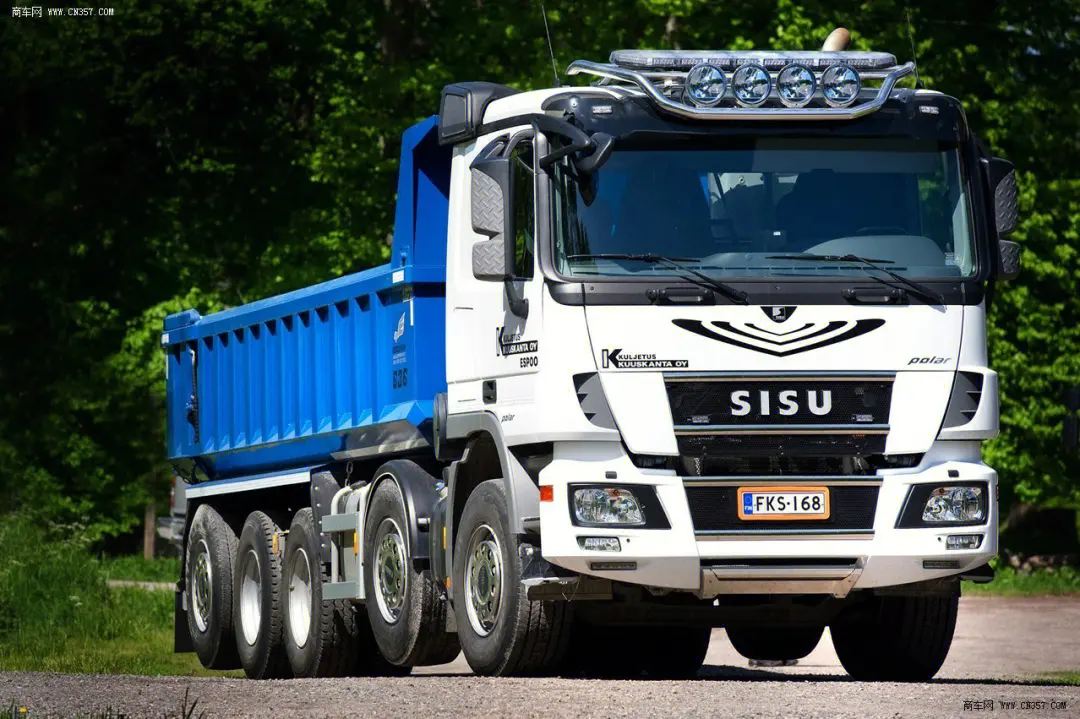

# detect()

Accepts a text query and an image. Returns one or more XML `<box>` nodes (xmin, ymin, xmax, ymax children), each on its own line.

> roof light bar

<box><xmin>609</xmin><ymin>49</ymin><xmax>897</xmax><ymax>72</ymax></box>
<box><xmin>566</xmin><ymin>51</ymin><xmax>915</xmax><ymax>121</ymax></box>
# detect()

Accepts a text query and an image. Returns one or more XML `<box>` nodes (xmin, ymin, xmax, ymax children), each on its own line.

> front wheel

<box><xmin>830</xmin><ymin>594</ymin><xmax>958</xmax><ymax>681</ymax></box>
<box><xmin>453</xmin><ymin>480</ymin><xmax>572</xmax><ymax>676</ymax></box>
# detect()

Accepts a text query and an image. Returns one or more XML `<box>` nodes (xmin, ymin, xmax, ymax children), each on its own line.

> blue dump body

<box><xmin>162</xmin><ymin>117</ymin><xmax>452</xmax><ymax>480</ymax></box>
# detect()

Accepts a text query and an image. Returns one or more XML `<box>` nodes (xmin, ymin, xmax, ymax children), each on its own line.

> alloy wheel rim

<box><xmin>288</xmin><ymin>547</ymin><xmax>312</xmax><ymax>648</ymax></box>
<box><xmin>373</xmin><ymin>519</ymin><xmax>407</xmax><ymax>624</ymax></box>
<box><xmin>191</xmin><ymin>539</ymin><xmax>212</xmax><ymax>633</ymax></box>
<box><xmin>464</xmin><ymin>524</ymin><xmax>502</xmax><ymax>637</ymax></box>
<box><xmin>239</xmin><ymin>548</ymin><xmax>262</xmax><ymax>646</ymax></box>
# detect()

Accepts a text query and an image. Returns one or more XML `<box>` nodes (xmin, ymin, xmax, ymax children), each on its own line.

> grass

<box><xmin>963</xmin><ymin>557</ymin><xmax>1080</xmax><ymax>597</ymax></box>
<box><xmin>0</xmin><ymin>515</ymin><xmax>236</xmax><ymax>677</ymax></box>
<box><xmin>1038</xmin><ymin>671</ymin><xmax>1080</xmax><ymax>686</ymax></box>
<box><xmin>100</xmin><ymin>554</ymin><xmax>180</xmax><ymax>584</ymax></box>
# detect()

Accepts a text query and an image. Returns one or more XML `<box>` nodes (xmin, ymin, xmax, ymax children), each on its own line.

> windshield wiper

<box><xmin>567</xmin><ymin>253</ymin><xmax>749</xmax><ymax>305</ymax></box>
<box><xmin>767</xmin><ymin>253</ymin><xmax>945</xmax><ymax>305</ymax></box>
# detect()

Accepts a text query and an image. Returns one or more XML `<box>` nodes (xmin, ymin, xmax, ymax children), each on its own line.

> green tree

<box><xmin>2</xmin><ymin>0</ymin><xmax>1077</xmax><ymax>545</ymax></box>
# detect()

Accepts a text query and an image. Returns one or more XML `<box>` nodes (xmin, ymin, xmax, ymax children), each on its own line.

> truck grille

<box><xmin>685</xmin><ymin>484</ymin><xmax>879</xmax><ymax>533</ymax></box>
<box><xmin>665</xmin><ymin>374</ymin><xmax>894</xmax><ymax>477</ymax></box>
<box><xmin>667</xmin><ymin>377</ymin><xmax>893</xmax><ymax>427</ymax></box>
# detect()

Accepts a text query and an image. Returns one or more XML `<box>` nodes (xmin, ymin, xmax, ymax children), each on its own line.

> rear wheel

<box><xmin>363</xmin><ymin>463</ymin><xmax>460</xmax><ymax>667</ymax></box>
<box><xmin>185</xmin><ymin>504</ymin><xmax>240</xmax><ymax>669</ymax></box>
<box><xmin>726</xmin><ymin>625</ymin><xmax>824</xmax><ymax>662</ymax></box>
<box><xmin>234</xmin><ymin>511</ymin><xmax>291</xmax><ymax>679</ymax></box>
<box><xmin>453</xmin><ymin>480</ymin><xmax>572</xmax><ymax>676</ymax></box>
<box><xmin>830</xmin><ymin>594</ymin><xmax>958</xmax><ymax>681</ymax></box>
<box><xmin>282</xmin><ymin>507</ymin><xmax>403</xmax><ymax>677</ymax></box>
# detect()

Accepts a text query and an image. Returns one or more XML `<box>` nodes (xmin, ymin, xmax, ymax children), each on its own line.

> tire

<box><xmin>185</xmin><ymin>504</ymin><xmax>241</xmax><ymax>669</ymax></box>
<box><xmin>830</xmin><ymin>594</ymin><xmax>958</xmax><ymax>681</ymax></box>
<box><xmin>363</xmin><ymin>464</ymin><xmax>460</xmax><ymax>667</ymax></box>
<box><xmin>282</xmin><ymin>508</ymin><xmax>404</xmax><ymax>677</ymax></box>
<box><xmin>452</xmin><ymin>479</ymin><xmax>573</xmax><ymax>676</ymax></box>
<box><xmin>564</xmin><ymin>623</ymin><xmax>710</xmax><ymax>679</ymax></box>
<box><xmin>233</xmin><ymin>511</ymin><xmax>291</xmax><ymax>679</ymax></box>
<box><xmin>726</xmin><ymin>625</ymin><xmax>824</xmax><ymax>662</ymax></box>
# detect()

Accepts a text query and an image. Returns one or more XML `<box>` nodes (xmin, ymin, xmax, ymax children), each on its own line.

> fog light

<box><xmin>777</xmin><ymin>63</ymin><xmax>815</xmax><ymax>107</ymax></box>
<box><xmin>922</xmin><ymin>486</ymin><xmax>985</xmax><ymax>523</ymax></box>
<box><xmin>822</xmin><ymin>63</ymin><xmax>861</xmax><ymax>107</ymax></box>
<box><xmin>946</xmin><ymin>534</ymin><xmax>983</xmax><ymax>550</ymax></box>
<box><xmin>732</xmin><ymin>63</ymin><xmax>771</xmax><ymax>107</ymax></box>
<box><xmin>573</xmin><ymin>487</ymin><xmax>645</xmax><ymax>526</ymax></box>
<box><xmin>579</xmin><ymin>536</ymin><xmax>621</xmax><ymax>552</ymax></box>
<box><xmin>685</xmin><ymin>63</ymin><xmax>726</xmax><ymax>107</ymax></box>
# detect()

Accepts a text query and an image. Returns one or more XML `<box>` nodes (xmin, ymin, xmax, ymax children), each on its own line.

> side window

<box><xmin>511</xmin><ymin>143</ymin><xmax>535</xmax><ymax>279</ymax></box>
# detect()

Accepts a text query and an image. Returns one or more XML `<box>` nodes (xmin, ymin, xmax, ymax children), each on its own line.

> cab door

<box><xmin>447</xmin><ymin>130</ymin><xmax>543</xmax><ymax>415</ymax></box>
<box><xmin>474</xmin><ymin>132</ymin><xmax>543</xmax><ymax>391</ymax></box>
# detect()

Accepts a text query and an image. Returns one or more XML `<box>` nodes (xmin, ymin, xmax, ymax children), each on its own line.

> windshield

<box><xmin>553</xmin><ymin>138</ymin><xmax>975</xmax><ymax>280</ymax></box>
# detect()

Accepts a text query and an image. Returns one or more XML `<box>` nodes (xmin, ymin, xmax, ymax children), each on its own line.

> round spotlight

<box><xmin>732</xmin><ymin>63</ymin><xmax>771</xmax><ymax>107</ymax></box>
<box><xmin>822</xmin><ymin>63</ymin><xmax>861</xmax><ymax>107</ymax></box>
<box><xmin>685</xmin><ymin>63</ymin><xmax>726</xmax><ymax>107</ymax></box>
<box><xmin>777</xmin><ymin>63</ymin><xmax>815</xmax><ymax>107</ymax></box>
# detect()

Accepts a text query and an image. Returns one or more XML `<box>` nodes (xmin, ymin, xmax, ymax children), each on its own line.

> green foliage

<box><xmin>101</xmin><ymin>554</ymin><xmax>181</xmax><ymax>583</ymax></box>
<box><xmin>2</xmin><ymin>0</ymin><xmax>1078</xmax><ymax>539</ymax></box>
<box><xmin>0</xmin><ymin>515</ymin><xmax>225</xmax><ymax>676</ymax></box>
<box><xmin>963</xmin><ymin>556</ymin><xmax>1080</xmax><ymax>596</ymax></box>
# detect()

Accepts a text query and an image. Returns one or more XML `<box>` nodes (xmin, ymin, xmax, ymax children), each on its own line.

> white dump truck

<box><xmin>163</xmin><ymin>39</ymin><xmax>1021</xmax><ymax>680</ymax></box>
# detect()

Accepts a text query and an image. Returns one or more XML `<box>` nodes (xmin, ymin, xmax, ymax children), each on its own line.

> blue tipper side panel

<box><xmin>162</xmin><ymin>117</ymin><xmax>451</xmax><ymax>480</ymax></box>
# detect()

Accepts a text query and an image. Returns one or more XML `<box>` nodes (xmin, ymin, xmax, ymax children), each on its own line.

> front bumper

<box><xmin>538</xmin><ymin>442</ymin><xmax>997</xmax><ymax>596</ymax></box>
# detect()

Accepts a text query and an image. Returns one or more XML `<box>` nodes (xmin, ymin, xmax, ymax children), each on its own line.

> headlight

<box><xmin>572</xmin><ymin>487</ymin><xmax>645</xmax><ymax>526</ymax></box>
<box><xmin>732</xmin><ymin>63</ymin><xmax>771</xmax><ymax>107</ymax></box>
<box><xmin>822</xmin><ymin>63</ymin><xmax>861</xmax><ymax>107</ymax></box>
<box><xmin>777</xmin><ymin>63</ymin><xmax>815</xmax><ymax>107</ymax></box>
<box><xmin>685</xmin><ymin>63</ymin><xmax>726</xmax><ymax>107</ymax></box>
<box><xmin>922</xmin><ymin>486</ymin><xmax>985</xmax><ymax>523</ymax></box>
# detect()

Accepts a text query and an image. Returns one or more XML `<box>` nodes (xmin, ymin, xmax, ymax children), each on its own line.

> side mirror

<box><xmin>470</xmin><ymin>155</ymin><xmax>514</xmax><ymax>282</ymax></box>
<box><xmin>982</xmin><ymin>157</ymin><xmax>1021</xmax><ymax>280</ymax></box>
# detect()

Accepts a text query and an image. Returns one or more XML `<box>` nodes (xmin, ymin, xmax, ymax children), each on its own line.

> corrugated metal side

<box><xmin>162</xmin><ymin>116</ymin><xmax>450</xmax><ymax>477</ymax></box>
<box><xmin>163</xmin><ymin>271</ymin><xmax>445</xmax><ymax>474</ymax></box>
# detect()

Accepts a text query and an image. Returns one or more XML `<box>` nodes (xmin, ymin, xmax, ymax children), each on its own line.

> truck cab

<box><xmin>165</xmin><ymin>42</ymin><xmax>1021</xmax><ymax>681</ymax></box>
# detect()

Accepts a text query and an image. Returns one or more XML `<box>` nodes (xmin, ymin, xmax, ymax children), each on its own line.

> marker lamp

<box><xmin>732</xmin><ymin>63</ymin><xmax>771</xmax><ymax>107</ymax></box>
<box><xmin>822</xmin><ymin>63</ymin><xmax>861</xmax><ymax>107</ymax></box>
<box><xmin>572</xmin><ymin>487</ymin><xmax>645</xmax><ymax>526</ymax></box>
<box><xmin>922</xmin><ymin>486</ymin><xmax>985</xmax><ymax>523</ymax></box>
<box><xmin>777</xmin><ymin>63</ymin><xmax>816</xmax><ymax>107</ymax></box>
<box><xmin>686</xmin><ymin>63</ymin><xmax>726</xmax><ymax>107</ymax></box>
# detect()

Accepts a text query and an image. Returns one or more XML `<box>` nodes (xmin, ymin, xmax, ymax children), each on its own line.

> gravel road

<box><xmin>3</xmin><ymin>597</ymin><xmax>1078</xmax><ymax>718</ymax></box>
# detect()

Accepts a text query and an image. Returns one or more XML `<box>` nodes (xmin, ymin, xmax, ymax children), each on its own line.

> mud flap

<box><xmin>174</xmin><ymin>589</ymin><xmax>194</xmax><ymax>654</ymax></box>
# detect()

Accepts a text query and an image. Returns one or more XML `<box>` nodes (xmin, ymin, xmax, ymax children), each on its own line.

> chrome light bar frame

<box><xmin>566</xmin><ymin>60</ymin><xmax>916</xmax><ymax>121</ymax></box>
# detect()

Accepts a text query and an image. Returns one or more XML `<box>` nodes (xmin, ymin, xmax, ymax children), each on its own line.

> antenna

<box><xmin>540</xmin><ymin>3</ymin><xmax>561</xmax><ymax>87</ymax></box>
<box><xmin>905</xmin><ymin>5</ymin><xmax>925</xmax><ymax>89</ymax></box>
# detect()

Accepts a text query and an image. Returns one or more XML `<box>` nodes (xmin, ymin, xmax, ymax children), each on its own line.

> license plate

<box><xmin>737</xmin><ymin>486</ymin><xmax>830</xmax><ymax>521</ymax></box>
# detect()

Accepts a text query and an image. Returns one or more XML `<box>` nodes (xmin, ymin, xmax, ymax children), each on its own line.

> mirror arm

<box><xmin>504</xmin><ymin>280</ymin><xmax>529</xmax><ymax>318</ymax></box>
<box><xmin>530</xmin><ymin>115</ymin><xmax>613</xmax><ymax>173</ymax></box>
